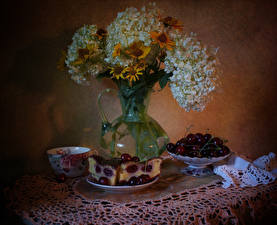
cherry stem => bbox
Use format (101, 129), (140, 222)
(199, 136), (220, 152)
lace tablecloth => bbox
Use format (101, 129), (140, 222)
(4, 160), (277, 225)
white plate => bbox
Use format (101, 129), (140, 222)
(86, 176), (159, 192)
(168, 151), (231, 167)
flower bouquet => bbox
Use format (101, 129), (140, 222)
(62, 3), (220, 161)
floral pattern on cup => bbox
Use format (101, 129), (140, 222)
(47, 147), (91, 177)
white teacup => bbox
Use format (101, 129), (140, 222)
(47, 146), (91, 177)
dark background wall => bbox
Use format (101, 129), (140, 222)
(1, 0), (277, 185)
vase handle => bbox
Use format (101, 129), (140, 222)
(97, 88), (118, 135)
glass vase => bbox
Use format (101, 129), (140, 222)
(98, 87), (169, 161)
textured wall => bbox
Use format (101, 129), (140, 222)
(1, 0), (277, 183)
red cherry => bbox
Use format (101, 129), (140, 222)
(195, 133), (203, 139)
(146, 165), (152, 172)
(128, 177), (138, 186)
(95, 165), (101, 173)
(176, 146), (185, 155)
(176, 138), (186, 147)
(217, 148), (224, 157)
(197, 137), (205, 146)
(136, 177), (143, 185)
(186, 134), (197, 145)
(103, 168), (113, 177)
(208, 149), (217, 158)
(121, 153), (132, 162)
(194, 133), (205, 146)
(192, 145), (200, 151)
(211, 137), (223, 146)
(204, 133), (212, 142)
(138, 174), (151, 184)
(126, 164), (138, 173)
(222, 145), (230, 155)
(166, 143), (176, 153)
(99, 177), (110, 185)
(132, 156), (140, 162)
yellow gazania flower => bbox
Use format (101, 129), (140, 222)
(109, 66), (125, 80)
(150, 31), (175, 50)
(160, 16), (183, 31)
(95, 28), (107, 40)
(73, 44), (97, 65)
(125, 41), (151, 59)
(112, 43), (121, 57)
(125, 64), (144, 85)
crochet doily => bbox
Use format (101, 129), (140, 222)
(214, 153), (276, 188)
(4, 174), (277, 225)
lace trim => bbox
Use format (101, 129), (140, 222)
(214, 153), (276, 188)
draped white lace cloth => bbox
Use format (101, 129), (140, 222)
(213, 152), (276, 188)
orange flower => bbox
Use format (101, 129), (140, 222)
(73, 44), (97, 65)
(150, 31), (175, 50)
(160, 16), (183, 31)
(125, 41), (151, 59)
(112, 43), (121, 57)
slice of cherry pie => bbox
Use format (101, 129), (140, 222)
(89, 155), (121, 185)
(88, 154), (162, 186)
(118, 158), (162, 185)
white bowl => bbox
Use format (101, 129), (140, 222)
(168, 151), (231, 167)
(47, 147), (91, 177)
(168, 151), (231, 176)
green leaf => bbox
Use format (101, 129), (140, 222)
(110, 132), (116, 157)
(159, 72), (172, 89)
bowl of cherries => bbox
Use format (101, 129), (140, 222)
(166, 133), (231, 177)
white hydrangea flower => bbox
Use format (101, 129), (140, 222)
(165, 32), (220, 112)
(105, 4), (162, 67)
(65, 25), (106, 85)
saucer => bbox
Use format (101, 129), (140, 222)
(86, 176), (159, 192)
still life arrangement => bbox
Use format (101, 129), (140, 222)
(59, 2), (223, 187)
(4, 3), (277, 225)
